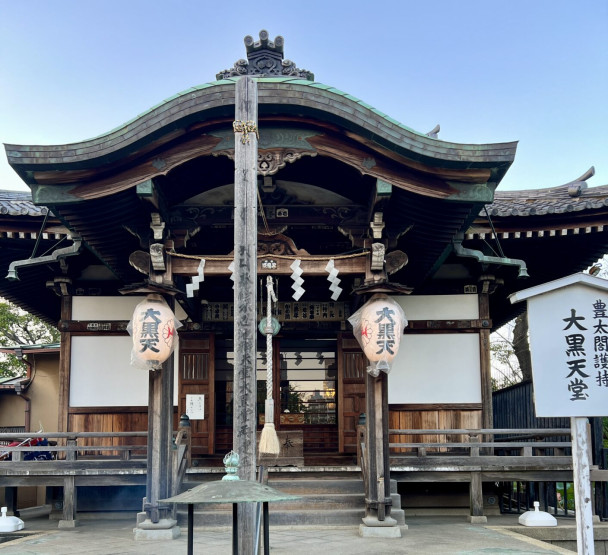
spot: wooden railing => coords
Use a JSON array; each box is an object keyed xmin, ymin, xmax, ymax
[
  {"xmin": 0, "ymin": 431, "xmax": 148, "ymax": 461},
  {"xmin": 0, "ymin": 429, "xmax": 191, "ymax": 525},
  {"xmin": 389, "ymin": 428, "xmax": 573, "ymax": 457},
  {"xmin": 378, "ymin": 428, "xmax": 607, "ymax": 520}
]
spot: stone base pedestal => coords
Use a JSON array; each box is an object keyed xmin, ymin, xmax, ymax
[
  {"xmin": 133, "ymin": 515, "xmax": 180, "ymax": 541},
  {"xmin": 58, "ymin": 519, "xmax": 79, "ymax": 529},
  {"xmin": 359, "ymin": 515, "xmax": 404, "ymax": 538},
  {"xmin": 467, "ymin": 515, "xmax": 488, "ymax": 524}
]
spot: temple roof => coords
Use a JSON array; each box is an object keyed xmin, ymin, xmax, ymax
[
  {"xmin": 5, "ymin": 77, "xmax": 517, "ymax": 205},
  {"xmin": 0, "ymin": 31, "xmax": 605, "ymax": 329},
  {"xmin": 485, "ymin": 168, "xmax": 607, "ymax": 217}
]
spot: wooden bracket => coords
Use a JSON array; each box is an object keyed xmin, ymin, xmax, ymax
[
  {"xmin": 150, "ymin": 243, "xmax": 165, "ymax": 272},
  {"xmin": 370, "ymin": 243, "xmax": 385, "ymax": 271},
  {"xmin": 370, "ymin": 212, "xmax": 385, "ymax": 239},
  {"xmin": 150, "ymin": 213, "xmax": 165, "ymax": 241}
]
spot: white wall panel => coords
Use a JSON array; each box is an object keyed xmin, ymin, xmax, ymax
[
  {"xmin": 395, "ymin": 294, "xmax": 479, "ymax": 320},
  {"xmin": 388, "ymin": 333, "xmax": 481, "ymax": 404},
  {"xmin": 70, "ymin": 336, "xmax": 179, "ymax": 407},
  {"xmin": 72, "ymin": 296, "xmax": 187, "ymax": 321}
]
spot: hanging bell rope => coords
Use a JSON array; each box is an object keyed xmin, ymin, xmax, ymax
[{"xmin": 259, "ymin": 276, "xmax": 280, "ymax": 456}]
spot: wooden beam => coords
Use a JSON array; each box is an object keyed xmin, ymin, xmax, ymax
[
  {"xmin": 171, "ymin": 255, "xmax": 367, "ymax": 276},
  {"xmin": 405, "ymin": 319, "xmax": 492, "ymax": 331}
]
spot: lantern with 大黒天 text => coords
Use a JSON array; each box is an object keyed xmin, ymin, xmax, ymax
[
  {"xmin": 128, "ymin": 294, "xmax": 179, "ymax": 370},
  {"xmin": 348, "ymin": 294, "xmax": 407, "ymax": 376}
]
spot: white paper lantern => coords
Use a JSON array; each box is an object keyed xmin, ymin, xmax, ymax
[
  {"xmin": 129, "ymin": 294, "xmax": 177, "ymax": 370},
  {"xmin": 348, "ymin": 294, "xmax": 407, "ymax": 376}
]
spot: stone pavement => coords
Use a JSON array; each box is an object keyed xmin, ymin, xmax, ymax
[{"xmin": 0, "ymin": 515, "xmax": 577, "ymax": 554}]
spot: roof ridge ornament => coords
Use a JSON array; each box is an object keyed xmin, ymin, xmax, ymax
[
  {"xmin": 567, "ymin": 166, "xmax": 594, "ymax": 197},
  {"xmin": 216, "ymin": 30, "xmax": 314, "ymax": 81}
]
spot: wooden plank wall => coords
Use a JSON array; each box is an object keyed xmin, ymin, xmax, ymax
[
  {"xmin": 68, "ymin": 408, "xmax": 149, "ymax": 456},
  {"xmin": 492, "ymin": 381, "xmax": 570, "ymax": 433},
  {"xmin": 389, "ymin": 406, "xmax": 482, "ymax": 453}
]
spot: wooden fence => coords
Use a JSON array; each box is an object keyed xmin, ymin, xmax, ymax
[{"xmin": 0, "ymin": 430, "xmax": 189, "ymax": 525}]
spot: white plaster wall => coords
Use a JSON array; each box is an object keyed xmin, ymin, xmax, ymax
[
  {"xmin": 388, "ymin": 333, "xmax": 481, "ymax": 404},
  {"xmin": 395, "ymin": 294, "xmax": 479, "ymax": 320},
  {"xmin": 70, "ymin": 336, "xmax": 179, "ymax": 407},
  {"xmin": 72, "ymin": 296, "xmax": 187, "ymax": 321}
]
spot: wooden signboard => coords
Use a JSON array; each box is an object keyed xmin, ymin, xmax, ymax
[
  {"xmin": 511, "ymin": 272, "xmax": 608, "ymax": 555},
  {"xmin": 257, "ymin": 430, "xmax": 304, "ymax": 467}
]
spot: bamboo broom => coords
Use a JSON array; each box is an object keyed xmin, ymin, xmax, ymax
[{"xmin": 259, "ymin": 276, "xmax": 280, "ymax": 455}]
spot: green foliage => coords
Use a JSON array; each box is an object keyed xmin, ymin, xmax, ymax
[
  {"xmin": 285, "ymin": 384, "xmax": 306, "ymax": 413},
  {"xmin": 491, "ymin": 321, "xmax": 523, "ymax": 390},
  {"xmin": 0, "ymin": 300, "xmax": 59, "ymax": 378}
]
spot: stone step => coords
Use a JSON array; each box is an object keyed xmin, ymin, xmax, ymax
[
  {"xmin": 265, "ymin": 478, "xmax": 365, "ymax": 495},
  {"xmin": 263, "ymin": 477, "xmax": 398, "ymax": 493},
  {"xmin": 185, "ymin": 491, "xmax": 401, "ymax": 511},
  {"xmin": 177, "ymin": 506, "xmax": 406, "ymax": 527},
  {"xmin": 177, "ymin": 475, "xmax": 403, "ymax": 527}
]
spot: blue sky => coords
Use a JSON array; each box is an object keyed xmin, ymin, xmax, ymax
[{"xmin": 1, "ymin": 0, "xmax": 606, "ymax": 192}]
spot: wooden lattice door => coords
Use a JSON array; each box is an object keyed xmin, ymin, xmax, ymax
[
  {"xmin": 178, "ymin": 333, "xmax": 215, "ymax": 455},
  {"xmin": 338, "ymin": 333, "xmax": 366, "ymax": 453}
]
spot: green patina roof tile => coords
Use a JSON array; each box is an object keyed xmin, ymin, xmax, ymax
[
  {"xmin": 308, "ymin": 83, "xmax": 332, "ymax": 90},
  {"xmin": 326, "ymin": 87, "xmax": 348, "ymax": 97}
]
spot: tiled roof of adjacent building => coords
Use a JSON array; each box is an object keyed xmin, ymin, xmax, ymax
[
  {"xmin": 0, "ymin": 190, "xmax": 50, "ymax": 217},
  {"xmin": 483, "ymin": 167, "xmax": 608, "ymax": 217}
]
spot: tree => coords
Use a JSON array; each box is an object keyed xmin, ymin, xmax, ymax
[
  {"xmin": 0, "ymin": 300, "xmax": 60, "ymax": 377},
  {"xmin": 490, "ymin": 321, "xmax": 523, "ymax": 390}
]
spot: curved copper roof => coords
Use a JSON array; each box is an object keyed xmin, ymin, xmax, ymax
[{"xmin": 5, "ymin": 77, "xmax": 517, "ymax": 194}]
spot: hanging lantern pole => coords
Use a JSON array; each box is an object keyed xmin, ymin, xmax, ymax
[
  {"xmin": 259, "ymin": 276, "xmax": 280, "ymax": 455},
  {"xmin": 348, "ymin": 294, "xmax": 407, "ymax": 537}
]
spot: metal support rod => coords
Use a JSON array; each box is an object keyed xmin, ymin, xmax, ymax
[
  {"xmin": 187, "ymin": 504, "xmax": 193, "ymax": 555},
  {"xmin": 263, "ymin": 502, "xmax": 269, "ymax": 555},
  {"xmin": 233, "ymin": 503, "xmax": 239, "ymax": 555}
]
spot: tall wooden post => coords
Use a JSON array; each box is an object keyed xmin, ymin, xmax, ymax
[
  {"xmin": 361, "ymin": 370, "xmax": 400, "ymax": 537},
  {"xmin": 233, "ymin": 75, "xmax": 258, "ymax": 553},
  {"xmin": 145, "ymin": 342, "xmax": 174, "ymax": 523},
  {"xmin": 571, "ymin": 417, "xmax": 595, "ymax": 555},
  {"xmin": 58, "ymin": 294, "xmax": 72, "ymax": 433},
  {"xmin": 478, "ymin": 283, "xmax": 493, "ymax": 431},
  {"xmin": 135, "ymin": 295, "xmax": 179, "ymax": 540}
]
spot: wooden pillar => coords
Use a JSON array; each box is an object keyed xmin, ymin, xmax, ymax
[
  {"xmin": 469, "ymin": 473, "xmax": 484, "ymax": 518},
  {"xmin": 145, "ymin": 299, "xmax": 175, "ymax": 524},
  {"xmin": 58, "ymin": 295, "xmax": 72, "ymax": 433},
  {"xmin": 233, "ymin": 75, "xmax": 258, "ymax": 553},
  {"xmin": 59, "ymin": 436, "xmax": 78, "ymax": 527},
  {"xmin": 478, "ymin": 287, "xmax": 493, "ymax": 431},
  {"xmin": 363, "ymin": 371, "xmax": 392, "ymax": 523}
]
